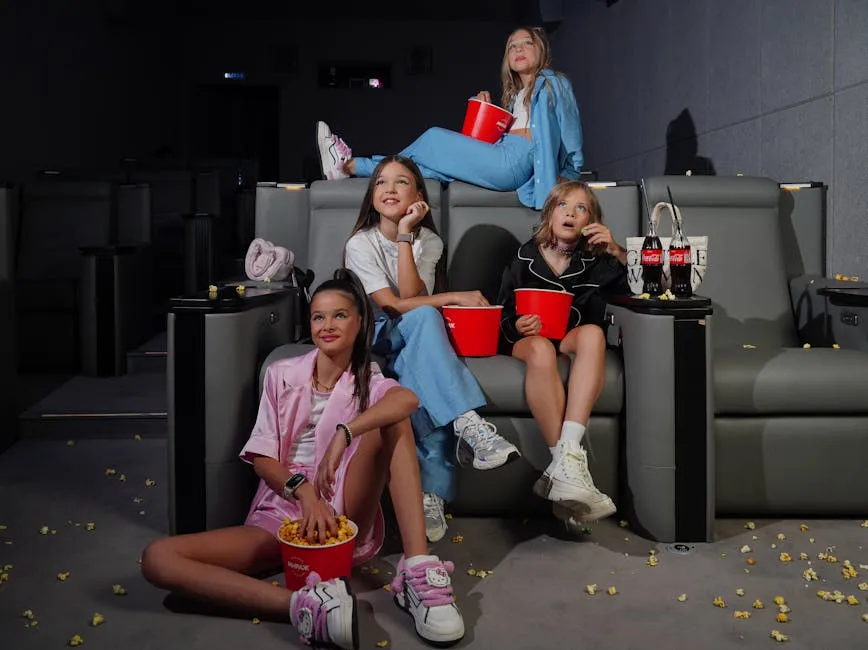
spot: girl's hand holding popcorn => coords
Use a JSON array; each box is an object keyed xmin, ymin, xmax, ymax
[
  {"xmin": 582, "ymin": 223, "xmax": 627, "ymax": 264},
  {"xmin": 516, "ymin": 314, "xmax": 542, "ymax": 337}
]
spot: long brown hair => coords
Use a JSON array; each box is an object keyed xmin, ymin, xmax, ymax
[
  {"xmin": 344, "ymin": 155, "xmax": 445, "ymax": 292},
  {"xmin": 500, "ymin": 26, "xmax": 553, "ymax": 117},
  {"xmin": 535, "ymin": 181, "xmax": 606, "ymax": 257},
  {"xmin": 311, "ymin": 268, "xmax": 374, "ymax": 410}
]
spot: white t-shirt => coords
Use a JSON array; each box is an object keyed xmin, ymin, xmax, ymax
[
  {"xmin": 287, "ymin": 389, "xmax": 330, "ymax": 467},
  {"xmin": 344, "ymin": 226, "xmax": 443, "ymax": 317},
  {"xmin": 511, "ymin": 87, "xmax": 530, "ymax": 131}
]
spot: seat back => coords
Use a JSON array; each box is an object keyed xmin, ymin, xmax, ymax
[
  {"xmin": 307, "ymin": 178, "xmax": 442, "ymax": 290},
  {"xmin": 643, "ymin": 176, "xmax": 795, "ymax": 347},
  {"xmin": 254, "ymin": 183, "xmax": 310, "ymax": 270},
  {"xmin": 117, "ymin": 183, "xmax": 152, "ymax": 245},
  {"xmin": 0, "ymin": 186, "xmax": 15, "ymax": 282},
  {"xmin": 18, "ymin": 181, "xmax": 114, "ymax": 281},
  {"xmin": 778, "ymin": 182, "xmax": 826, "ymax": 279}
]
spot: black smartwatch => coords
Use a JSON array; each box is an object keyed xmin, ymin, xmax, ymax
[{"xmin": 283, "ymin": 473, "xmax": 307, "ymax": 500}]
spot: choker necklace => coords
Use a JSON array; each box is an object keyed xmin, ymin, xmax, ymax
[{"xmin": 544, "ymin": 240, "xmax": 578, "ymax": 257}]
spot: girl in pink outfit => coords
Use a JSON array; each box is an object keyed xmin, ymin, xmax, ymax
[{"xmin": 141, "ymin": 269, "xmax": 465, "ymax": 649}]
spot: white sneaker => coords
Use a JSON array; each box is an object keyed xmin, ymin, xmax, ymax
[
  {"xmin": 453, "ymin": 415, "xmax": 520, "ymax": 470},
  {"xmin": 316, "ymin": 121, "xmax": 352, "ymax": 180},
  {"xmin": 392, "ymin": 556, "xmax": 465, "ymax": 645},
  {"xmin": 533, "ymin": 444, "xmax": 616, "ymax": 521},
  {"xmin": 423, "ymin": 492, "xmax": 448, "ymax": 543},
  {"xmin": 289, "ymin": 572, "xmax": 357, "ymax": 649}
]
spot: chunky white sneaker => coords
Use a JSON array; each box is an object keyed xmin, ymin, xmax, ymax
[
  {"xmin": 533, "ymin": 444, "xmax": 616, "ymax": 521},
  {"xmin": 453, "ymin": 415, "xmax": 520, "ymax": 470},
  {"xmin": 316, "ymin": 121, "xmax": 352, "ymax": 180},
  {"xmin": 423, "ymin": 492, "xmax": 448, "ymax": 543},
  {"xmin": 392, "ymin": 556, "xmax": 464, "ymax": 645},
  {"xmin": 289, "ymin": 571, "xmax": 358, "ymax": 649}
]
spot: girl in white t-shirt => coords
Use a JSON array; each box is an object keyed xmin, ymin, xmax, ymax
[{"xmin": 344, "ymin": 155, "xmax": 520, "ymax": 543}]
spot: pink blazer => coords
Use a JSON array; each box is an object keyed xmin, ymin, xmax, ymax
[{"xmin": 239, "ymin": 349, "xmax": 399, "ymax": 563}]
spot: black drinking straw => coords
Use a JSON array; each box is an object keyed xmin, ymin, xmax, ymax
[
  {"xmin": 640, "ymin": 178, "xmax": 654, "ymax": 234},
  {"xmin": 666, "ymin": 185, "xmax": 680, "ymax": 225}
]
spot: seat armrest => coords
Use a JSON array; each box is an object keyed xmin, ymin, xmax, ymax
[{"xmin": 790, "ymin": 274, "xmax": 868, "ymax": 350}]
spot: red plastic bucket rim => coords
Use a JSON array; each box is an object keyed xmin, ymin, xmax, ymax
[
  {"xmin": 278, "ymin": 519, "xmax": 358, "ymax": 550},
  {"xmin": 443, "ymin": 305, "xmax": 504, "ymax": 310},
  {"xmin": 467, "ymin": 98, "xmax": 510, "ymax": 110},
  {"xmin": 515, "ymin": 288, "xmax": 572, "ymax": 295}
]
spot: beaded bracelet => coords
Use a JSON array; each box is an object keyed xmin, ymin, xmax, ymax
[{"xmin": 337, "ymin": 423, "xmax": 353, "ymax": 447}]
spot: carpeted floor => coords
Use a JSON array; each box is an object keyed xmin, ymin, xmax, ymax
[{"xmin": 1, "ymin": 438, "xmax": 866, "ymax": 649}]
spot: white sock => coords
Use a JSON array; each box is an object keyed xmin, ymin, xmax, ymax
[
  {"xmin": 560, "ymin": 421, "xmax": 586, "ymax": 449},
  {"xmin": 405, "ymin": 554, "xmax": 438, "ymax": 568}
]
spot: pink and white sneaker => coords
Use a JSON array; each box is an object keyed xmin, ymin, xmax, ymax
[
  {"xmin": 289, "ymin": 571, "xmax": 358, "ymax": 649},
  {"xmin": 316, "ymin": 121, "xmax": 352, "ymax": 180},
  {"xmin": 391, "ymin": 555, "xmax": 464, "ymax": 645}
]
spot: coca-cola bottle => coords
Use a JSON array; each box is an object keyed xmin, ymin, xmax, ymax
[
  {"xmin": 669, "ymin": 216, "xmax": 693, "ymax": 298},
  {"xmin": 641, "ymin": 220, "xmax": 664, "ymax": 295}
]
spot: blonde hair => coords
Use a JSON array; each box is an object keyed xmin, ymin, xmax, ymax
[
  {"xmin": 535, "ymin": 181, "xmax": 606, "ymax": 256},
  {"xmin": 500, "ymin": 27, "xmax": 552, "ymax": 118}
]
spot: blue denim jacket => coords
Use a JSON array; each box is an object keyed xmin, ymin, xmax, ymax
[{"xmin": 511, "ymin": 69, "xmax": 584, "ymax": 209}]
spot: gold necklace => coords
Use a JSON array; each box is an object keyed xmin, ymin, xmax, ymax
[{"xmin": 312, "ymin": 359, "xmax": 339, "ymax": 392}]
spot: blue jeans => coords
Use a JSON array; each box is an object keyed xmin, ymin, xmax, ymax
[
  {"xmin": 355, "ymin": 128, "xmax": 534, "ymax": 191},
  {"xmin": 372, "ymin": 306, "xmax": 486, "ymax": 502}
]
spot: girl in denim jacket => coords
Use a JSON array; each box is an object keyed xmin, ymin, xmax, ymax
[{"xmin": 317, "ymin": 26, "xmax": 583, "ymax": 210}]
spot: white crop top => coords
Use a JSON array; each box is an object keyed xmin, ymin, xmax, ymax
[
  {"xmin": 287, "ymin": 389, "xmax": 330, "ymax": 467},
  {"xmin": 511, "ymin": 87, "xmax": 530, "ymax": 131}
]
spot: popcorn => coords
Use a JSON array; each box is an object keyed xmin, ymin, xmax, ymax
[
  {"xmin": 802, "ymin": 343, "xmax": 811, "ymax": 349},
  {"xmin": 773, "ymin": 596, "xmax": 786, "ymax": 606},
  {"xmin": 847, "ymin": 595, "xmax": 860, "ymax": 605},
  {"xmin": 68, "ymin": 634, "xmax": 84, "ymax": 647},
  {"xmin": 740, "ymin": 545, "xmax": 751, "ymax": 554},
  {"xmin": 271, "ymin": 580, "xmax": 279, "ymax": 586},
  {"xmin": 85, "ymin": 522, "xmax": 95, "ymax": 531},
  {"xmin": 585, "ymin": 584, "xmax": 598, "ymax": 595},
  {"xmin": 742, "ymin": 345, "xmax": 757, "ymax": 349},
  {"xmin": 799, "ymin": 524, "xmax": 809, "ymax": 532},
  {"xmin": 236, "ymin": 285, "xmax": 246, "ymax": 296},
  {"xmin": 771, "ymin": 543, "xmax": 777, "ymax": 549},
  {"xmin": 776, "ymin": 613, "xmax": 790, "ymax": 623},
  {"xmin": 752, "ymin": 600, "xmax": 765, "ymax": 609},
  {"xmin": 382, "ymin": 584, "xmax": 392, "ymax": 592},
  {"xmin": 676, "ymin": 594, "xmax": 688, "ymax": 602},
  {"xmin": 746, "ymin": 557, "xmax": 756, "ymax": 565},
  {"xmin": 451, "ymin": 535, "xmax": 463, "ymax": 543},
  {"xmin": 90, "ymin": 612, "xmax": 105, "ymax": 627},
  {"xmin": 133, "ymin": 434, "xmax": 142, "ymax": 441},
  {"xmin": 145, "ymin": 479, "xmax": 156, "ymax": 487},
  {"xmin": 277, "ymin": 516, "xmax": 355, "ymax": 547},
  {"xmin": 619, "ymin": 520, "xmax": 629, "ymax": 528},
  {"xmin": 857, "ymin": 582, "xmax": 868, "ymax": 591},
  {"xmin": 22, "ymin": 609, "xmax": 35, "ymax": 619},
  {"xmin": 803, "ymin": 568, "xmax": 818, "ymax": 581},
  {"xmin": 133, "ymin": 497, "xmax": 144, "ymax": 504},
  {"xmin": 744, "ymin": 521, "xmax": 756, "ymax": 530},
  {"xmin": 66, "ymin": 440, "xmax": 76, "ymax": 446},
  {"xmin": 0, "ymin": 572, "xmax": 8, "ymax": 583},
  {"xmin": 735, "ymin": 588, "xmax": 745, "ymax": 597},
  {"xmin": 809, "ymin": 537, "xmax": 815, "ymax": 543},
  {"xmin": 376, "ymin": 642, "xmax": 389, "ymax": 648},
  {"xmin": 251, "ymin": 618, "xmax": 260, "ymax": 625},
  {"xmin": 862, "ymin": 613, "xmax": 868, "ymax": 622},
  {"xmin": 770, "ymin": 629, "xmax": 789, "ymax": 642},
  {"xmin": 466, "ymin": 569, "xmax": 476, "ymax": 576},
  {"xmin": 778, "ymin": 604, "xmax": 791, "ymax": 614},
  {"xmin": 637, "ymin": 293, "xmax": 651, "ymax": 300},
  {"xmin": 833, "ymin": 344, "xmax": 841, "ymax": 349},
  {"xmin": 57, "ymin": 571, "xmax": 70, "ymax": 581},
  {"xmin": 800, "ymin": 553, "xmax": 809, "ymax": 561},
  {"xmin": 646, "ymin": 555, "xmax": 659, "ymax": 567},
  {"xmin": 444, "ymin": 514, "xmax": 453, "ymax": 520},
  {"xmin": 39, "ymin": 526, "xmax": 49, "ymax": 535},
  {"xmin": 713, "ymin": 596, "xmax": 726, "ymax": 608},
  {"xmin": 779, "ymin": 553, "xmax": 792, "ymax": 563},
  {"xmin": 862, "ymin": 521, "xmax": 868, "ymax": 528},
  {"xmin": 733, "ymin": 610, "xmax": 750, "ymax": 619},
  {"xmin": 105, "ymin": 468, "xmax": 117, "ymax": 476},
  {"xmin": 112, "ymin": 584, "xmax": 127, "ymax": 595},
  {"xmin": 842, "ymin": 565, "xmax": 858, "ymax": 580},
  {"xmin": 607, "ymin": 586, "xmax": 618, "ymax": 596},
  {"xmin": 777, "ymin": 533, "xmax": 787, "ymax": 540},
  {"xmin": 119, "ymin": 474, "xmax": 127, "ymax": 482}
]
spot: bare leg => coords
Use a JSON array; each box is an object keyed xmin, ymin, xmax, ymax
[
  {"xmin": 140, "ymin": 526, "xmax": 290, "ymax": 620},
  {"xmin": 342, "ymin": 418, "xmax": 427, "ymax": 558},
  {"xmin": 344, "ymin": 159, "xmax": 356, "ymax": 176},
  {"xmin": 512, "ymin": 336, "xmax": 565, "ymax": 447},
  {"xmin": 559, "ymin": 325, "xmax": 607, "ymax": 425}
]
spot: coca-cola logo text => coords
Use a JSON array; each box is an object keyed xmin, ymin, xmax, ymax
[
  {"xmin": 641, "ymin": 250, "xmax": 663, "ymax": 265},
  {"xmin": 669, "ymin": 249, "xmax": 690, "ymax": 265}
]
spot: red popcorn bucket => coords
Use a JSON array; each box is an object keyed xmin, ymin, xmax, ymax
[
  {"xmin": 278, "ymin": 519, "xmax": 358, "ymax": 591},
  {"xmin": 442, "ymin": 305, "xmax": 503, "ymax": 357},
  {"xmin": 514, "ymin": 288, "xmax": 573, "ymax": 339},
  {"xmin": 461, "ymin": 99, "xmax": 514, "ymax": 144}
]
